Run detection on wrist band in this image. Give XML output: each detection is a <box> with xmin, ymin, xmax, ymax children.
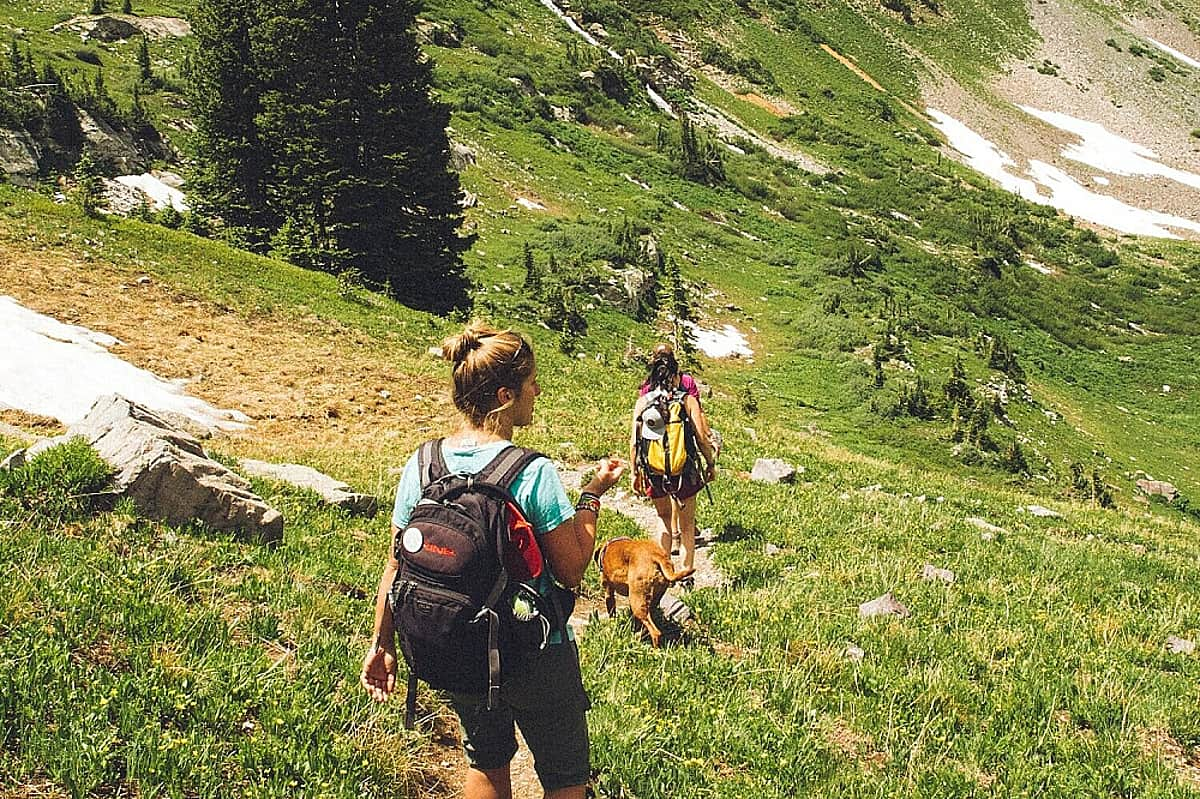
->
<box><xmin>575</xmin><ymin>491</ymin><xmax>601</xmax><ymax>515</ymax></box>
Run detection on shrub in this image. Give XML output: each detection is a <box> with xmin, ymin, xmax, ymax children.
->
<box><xmin>0</xmin><ymin>438</ymin><xmax>113</xmax><ymax>527</ymax></box>
<box><xmin>1149</xmin><ymin>65</ymin><xmax>1166</xmax><ymax>82</ymax></box>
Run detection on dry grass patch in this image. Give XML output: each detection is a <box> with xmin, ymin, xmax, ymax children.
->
<box><xmin>1137</xmin><ymin>727</ymin><xmax>1200</xmax><ymax>788</ymax></box>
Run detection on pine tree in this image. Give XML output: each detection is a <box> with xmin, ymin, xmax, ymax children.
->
<box><xmin>253</xmin><ymin>0</ymin><xmax>471</xmax><ymax>312</ymax></box>
<box><xmin>122</xmin><ymin>0</ymin><xmax>133</xmax><ymax>13</ymax></box>
<box><xmin>136</xmin><ymin>35</ymin><xmax>151</xmax><ymax>82</ymax></box>
<box><xmin>189</xmin><ymin>0</ymin><xmax>273</xmax><ymax>249</ymax></box>
<box><xmin>73</xmin><ymin>149</ymin><xmax>105</xmax><ymax>217</ymax></box>
<box><xmin>522</xmin><ymin>242</ymin><xmax>542</xmax><ymax>295</ymax></box>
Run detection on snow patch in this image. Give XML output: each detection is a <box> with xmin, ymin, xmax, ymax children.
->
<box><xmin>114</xmin><ymin>173</ymin><xmax>189</xmax><ymax>211</ymax></box>
<box><xmin>515</xmin><ymin>197</ymin><xmax>546</xmax><ymax>211</ymax></box>
<box><xmin>1147</xmin><ymin>38</ymin><xmax>1200</xmax><ymax>69</ymax></box>
<box><xmin>927</xmin><ymin>108</ymin><xmax>1200</xmax><ymax>239</ymax></box>
<box><xmin>1018</xmin><ymin>105</ymin><xmax>1200</xmax><ymax>191</ymax></box>
<box><xmin>686</xmin><ymin>323</ymin><xmax>753</xmax><ymax>358</ymax></box>
<box><xmin>0</xmin><ymin>296</ymin><xmax>247</xmax><ymax>430</ymax></box>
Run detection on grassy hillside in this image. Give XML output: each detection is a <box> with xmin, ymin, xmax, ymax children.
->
<box><xmin>3</xmin><ymin>0</ymin><xmax>1200</xmax><ymax>794</ymax></box>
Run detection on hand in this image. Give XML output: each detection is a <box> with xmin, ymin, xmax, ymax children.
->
<box><xmin>633</xmin><ymin>471</ymin><xmax>646</xmax><ymax>495</ymax></box>
<box><xmin>361</xmin><ymin>641</ymin><xmax>397</xmax><ymax>703</ymax></box>
<box><xmin>705</xmin><ymin>463</ymin><xmax>716</xmax><ymax>484</ymax></box>
<box><xmin>587</xmin><ymin>457</ymin><xmax>626</xmax><ymax>495</ymax></box>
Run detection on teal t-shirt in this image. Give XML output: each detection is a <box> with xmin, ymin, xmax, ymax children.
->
<box><xmin>391</xmin><ymin>440</ymin><xmax>577</xmax><ymax>642</ymax></box>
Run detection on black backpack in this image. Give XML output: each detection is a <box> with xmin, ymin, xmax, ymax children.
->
<box><xmin>389</xmin><ymin>440</ymin><xmax>570</xmax><ymax>728</ymax></box>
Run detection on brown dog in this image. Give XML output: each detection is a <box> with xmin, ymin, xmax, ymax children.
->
<box><xmin>595</xmin><ymin>537</ymin><xmax>695</xmax><ymax>647</ymax></box>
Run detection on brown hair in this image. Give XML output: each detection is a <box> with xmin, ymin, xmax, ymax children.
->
<box><xmin>646</xmin><ymin>343</ymin><xmax>679</xmax><ymax>392</ymax></box>
<box><xmin>443</xmin><ymin>321</ymin><xmax>535</xmax><ymax>431</ymax></box>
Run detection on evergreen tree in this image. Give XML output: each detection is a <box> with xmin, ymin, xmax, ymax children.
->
<box><xmin>321</xmin><ymin>0</ymin><xmax>472</xmax><ymax>313</ymax></box>
<box><xmin>189</xmin><ymin>0</ymin><xmax>273</xmax><ymax>248</ymax></box>
<box><xmin>122</xmin><ymin>0</ymin><xmax>133</xmax><ymax>13</ymax></box>
<box><xmin>204</xmin><ymin>0</ymin><xmax>473</xmax><ymax>313</ymax></box>
<box><xmin>73</xmin><ymin>149</ymin><xmax>105</xmax><ymax>217</ymax></box>
<box><xmin>522</xmin><ymin>242</ymin><xmax>542</xmax><ymax>295</ymax></box>
<box><xmin>660</xmin><ymin>254</ymin><xmax>696</xmax><ymax>359</ymax></box>
<box><xmin>136</xmin><ymin>35</ymin><xmax>151</xmax><ymax>82</ymax></box>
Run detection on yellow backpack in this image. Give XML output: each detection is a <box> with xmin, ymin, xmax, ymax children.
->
<box><xmin>637</xmin><ymin>389</ymin><xmax>699</xmax><ymax>487</ymax></box>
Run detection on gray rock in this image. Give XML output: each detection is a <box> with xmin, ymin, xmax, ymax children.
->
<box><xmin>966</xmin><ymin>517</ymin><xmax>1007</xmax><ymax>536</ymax></box>
<box><xmin>859</xmin><ymin>592</ymin><xmax>911</xmax><ymax>619</ymax></box>
<box><xmin>920</xmin><ymin>564</ymin><xmax>956</xmax><ymax>584</ymax></box>
<box><xmin>750</xmin><ymin>457</ymin><xmax>796</xmax><ymax>484</ymax></box>
<box><xmin>84</xmin><ymin>15</ymin><xmax>141</xmax><ymax>41</ymax></box>
<box><xmin>1022</xmin><ymin>504</ymin><xmax>1062</xmax><ymax>518</ymax></box>
<box><xmin>1166</xmin><ymin>636</ymin><xmax>1196</xmax><ymax>655</ymax></box>
<box><xmin>450</xmin><ymin>142</ymin><xmax>476</xmax><ymax>170</ymax></box>
<box><xmin>1137</xmin><ymin>479</ymin><xmax>1178</xmax><ymax>503</ymax></box>
<box><xmin>1</xmin><ymin>448</ymin><xmax>27</xmax><ymax>470</ymax></box>
<box><xmin>239</xmin><ymin>459</ymin><xmax>378</xmax><ymax>517</ymax></box>
<box><xmin>0</xmin><ymin>128</ymin><xmax>40</xmax><ymax>186</ymax></box>
<box><xmin>30</xmin><ymin>395</ymin><xmax>282</xmax><ymax>542</ymax></box>
<box><xmin>658</xmin><ymin>591</ymin><xmax>691</xmax><ymax>624</ymax></box>
<box><xmin>843</xmin><ymin>643</ymin><xmax>865</xmax><ymax>663</ymax></box>
<box><xmin>77</xmin><ymin>108</ymin><xmax>170</xmax><ymax>174</ymax></box>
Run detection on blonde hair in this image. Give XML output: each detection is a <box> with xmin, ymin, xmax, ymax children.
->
<box><xmin>443</xmin><ymin>321</ymin><xmax>535</xmax><ymax>431</ymax></box>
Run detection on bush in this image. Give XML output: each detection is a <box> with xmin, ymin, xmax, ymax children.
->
<box><xmin>0</xmin><ymin>438</ymin><xmax>113</xmax><ymax>528</ymax></box>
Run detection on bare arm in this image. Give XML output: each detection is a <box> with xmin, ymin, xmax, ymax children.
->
<box><xmin>540</xmin><ymin>457</ymin><xmax>625</xmax><ymax>588</ymax></box>
<box><xmin>361</xmin><ymin>526</ymin><xmax>401</xmax><ymax>702</ymax></box>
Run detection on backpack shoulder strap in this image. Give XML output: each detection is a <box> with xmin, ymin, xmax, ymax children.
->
<box><xmin>417</xmin><ymin>438</ymin><xmax>448</xmax><ymax>487</ymax></box>
<box><xmin>475</xmin><ymin>445</ymin><xmax>545</xmax><ymax>492</ymax></box>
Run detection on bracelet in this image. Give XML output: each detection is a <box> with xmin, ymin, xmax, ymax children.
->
<box><xmin>575</xmin><ymin>491</ymin><xmax>601</xmax><ymax>515</ymax></box>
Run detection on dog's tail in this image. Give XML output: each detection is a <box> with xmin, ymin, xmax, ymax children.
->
<box><xmin>654</xmin><ymin>551</ymin><xmax>695</xmax><ymax>583</ymax></box>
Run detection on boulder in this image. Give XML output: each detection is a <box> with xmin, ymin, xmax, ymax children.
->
<box><xmin>77</xmin><ymin>109</ymin><xmax>171</xmax><ymax>174</ymax></box>
<box><xmin>919</xmin><ymin>564</ymin><xmax>956</xmax><ymax>584</ymax></box>
<box><xmin>750</xmin><ymin>457</ymin><xmax>796</xmax><ymax>484</ymax></box>
<box><xmin>0</xmin><ymin>128</ymin><xmax>41</xmax><ymax>186</ymax></box>
<box><xmin>21</xmin><ymin>395</ymin><xmax>282</xmax><ymax>542</ymax></box>
<box><xmin>84</xmin><ymin>15</ymin><xmax>141</xmax><ymax>42</ymax></box>
<box><xmin>450</xmin><ymin>142</ymin><xmax>476</xmax><ymax>170</ymax></box>
<box><xmin>239</xmin><ymin>459</ymin><xmax>378</xmax><ymax>517</ymax></box>
<box><xmin>1021</xmin><ymin>504</ymin><xmax>1062</xmax><ymax>518</ymax></box>
<box><xmin>859</xmin><ymin>592</ymin><xmax>910</xmax><ymax>619</ymax></box>
<box><xmin>1136</xmin><ymin>479</ymin><xmax>1178</xmax><ymax>503</ymax></box>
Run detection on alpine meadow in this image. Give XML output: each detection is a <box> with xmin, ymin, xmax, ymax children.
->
<box><xmin>1</xmin><ymin>0</ymin><xmax>1199</xmax><ymax>795</ymax></box>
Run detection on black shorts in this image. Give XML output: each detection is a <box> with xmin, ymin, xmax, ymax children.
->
<box><xmin>644</xmin><ymin>472</ymin><xmax>704</xmax><ymax>501</ymax></box>
<box><xmin>449</xmin><ymin>640</ymin><xmax>591</xmax><ymax>791</ymax></box>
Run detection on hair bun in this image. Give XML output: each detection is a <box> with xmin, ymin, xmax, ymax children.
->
<box><xmin>442</xmin><ymin>331</ymin><xmax>481</xmax><ymax>364</ymax></box>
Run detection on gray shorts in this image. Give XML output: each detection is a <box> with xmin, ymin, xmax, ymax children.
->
<box><xmin>449</xmin><ymin>640</ymin><xmax>591</xmax><ymax>791</ymax></box>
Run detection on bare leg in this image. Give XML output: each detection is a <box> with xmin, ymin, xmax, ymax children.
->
<box><xmin>653</xmin><ymin>494</ymin><xmax>673</xmax><ymax>556</ymax></box>
<box><xmin>545</xmin><ymin>786</ymin><xmax>587</xmax><ymax>799</ymax></box>
<box><xmin>677</xmin><ymin>497</ymin><xmax>697</xmax><ymax>571</ymax></box>
<box><xmin>465</xmin><ymin>766</ymin><xmax>511</xmax><ymax>799</ymax></box>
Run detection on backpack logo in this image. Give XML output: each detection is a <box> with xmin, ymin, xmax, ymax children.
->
<box><xmin>401</xmin><ymin>526</ymin><xmax>424</xmax><ymax>553</ymax></box>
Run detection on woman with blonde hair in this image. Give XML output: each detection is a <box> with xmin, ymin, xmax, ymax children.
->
<box><xmin>362</xmin><ymin>321</ymin><xmax>624</xmax><ymax>799</ymax></box>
